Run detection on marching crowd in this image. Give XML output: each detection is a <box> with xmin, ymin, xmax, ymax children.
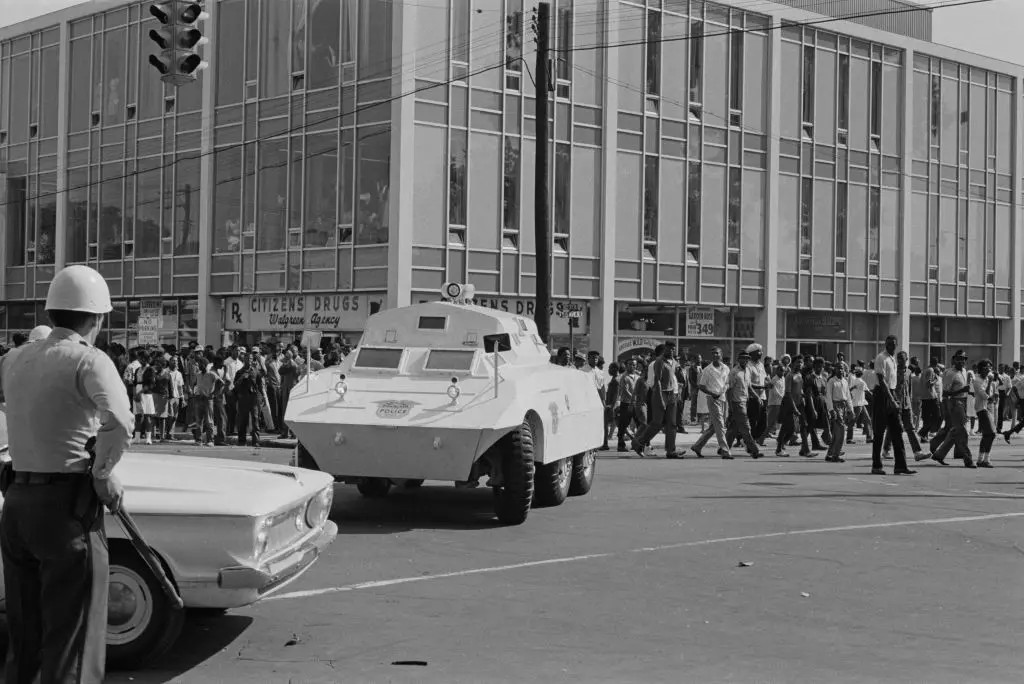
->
<box><xmin>554</xmin><ymin>336</ymin><xmax>1024</xmax><ymax>474</ymax></box>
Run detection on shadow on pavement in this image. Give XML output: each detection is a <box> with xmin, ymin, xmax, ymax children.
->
<box><xmin>690</xmin><ymin>492</ymin><xmax>1020</xmax><ymax>500</ymax></box>
<box><xmin>330</xmin><ymin>485</ymin><xmax>505</xmax><ymax>534</ymax></box>
<box><xmin>104</xmin><ymin>613</ymin><xmax>254</xmax><ymax>683</ymax></box>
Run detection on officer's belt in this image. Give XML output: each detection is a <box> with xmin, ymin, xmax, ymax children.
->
<box><xmin>12</xmin><ymin>471</ymin><xmax>87</xmax><ymax>485</ymax></box>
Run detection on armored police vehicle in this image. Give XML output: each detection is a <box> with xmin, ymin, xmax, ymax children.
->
<box><xmin>285</xmin><ymin>283</ymin><xmax>604</xmax><ymax>525</ymax></box>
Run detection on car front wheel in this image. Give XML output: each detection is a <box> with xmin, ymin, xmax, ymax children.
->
<box><xmin>106</xmin><ymin>545</ymin><xmax>185</xmax><ymax>670</ymax></box>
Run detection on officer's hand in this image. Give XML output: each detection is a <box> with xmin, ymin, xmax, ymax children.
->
<box><xmin>93</xmin><ymin>473</ymin><xmax>125</xmax><ymax>513</ymax></box>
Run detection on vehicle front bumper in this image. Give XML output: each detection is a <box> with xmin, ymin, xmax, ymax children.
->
<box><xmin>217</xmin><ymin>520</ymin><xmax>338</xmax><ymax>598</ymax></box>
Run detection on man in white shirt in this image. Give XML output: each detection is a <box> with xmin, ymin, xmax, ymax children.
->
<box><xmin>746</xmin><ymin>343</ymin><xmax>768</xmax><ymax>442</ymax></box>
<box><xmin>691</xmin><ymin>347</ymin><xmax>732</xmax><ymax>459</ymax></box>
<box><xmin>996</xmin><ymin>365</ymin><xmax>1013</xmax><ymax>432</ymax></box>
<box><xmin>870</xmin><ymin>335</ymin><xmax>914</xmax><ymax>475</ymax></box>
<box><xmin>824</xmin><ymin>363</ymin><xmax>852</xmax><ymax>463</ymax></box>
<box><xmin>632</xmin><ymin>343</ymin><xmax>680</xmax><ymax>458</ymax></box>
<box><xmin>223</xmin><ymin>347</ymin><xmax>244</xmax><ymax>434</ymax></box>
<box><xmin>847</xmin><ymin>367</ymin><xmax>874</xmax><ymax>444</ymax></box>
<box><xmin>932</xmin><ymin>349</ymin><xmax>974</xmax><ymax>467</ymax></box>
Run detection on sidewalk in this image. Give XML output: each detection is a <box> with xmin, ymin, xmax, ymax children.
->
<box><xmin>162</xmin><ymin>430</ymin><xmax>298</xmax><ymax>450</ymax></box>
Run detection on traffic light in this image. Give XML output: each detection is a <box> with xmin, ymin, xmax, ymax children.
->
<box><xmin>147</xmin><ymin>1</ymin><xmax>209</xmax><ymax>87</ymax></box>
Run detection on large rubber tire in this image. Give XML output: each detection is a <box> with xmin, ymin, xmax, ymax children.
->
<box><xmin>533</xmin><ymin>457</ymin><xmax>571</xmax><ymax>507</ymax></box>
<box><xmin>569</xmin><ymin>449</ymin><xmax>597</xmax><ymax>496</ymax></box>
<box><xmin>357</xmin><ymin>477</ymin><xmax>392</xmax><ymax>498</ymax></box>
<box><xmin>403</xmin><ymin>479</ymin><xmax>425</xmax><ymax>489</ymax></box>
<box><xmin>106</xmin><ymin>545</ymin><xmax>186</xmax><ymax>670</ymax></box>
<box><xmin>494</xmin><ymin>420</ymin><xmax>536</xmax><ymax>525</ymax></box>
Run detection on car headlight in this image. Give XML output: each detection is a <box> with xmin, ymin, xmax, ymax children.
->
<box><xmin>304</xmin><ymin>486</ymin><xmax>334</xmax><ymax>529</ymax></box>
<box><xmin>254</xmin><ymin>517</ymin><xmax>272</xmax><ymax>559</ymax></box>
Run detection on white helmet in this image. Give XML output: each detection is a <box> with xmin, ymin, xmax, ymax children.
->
<box><xmin>45</xmin><ymin>265</ymin><xmax>112</xmax><ymax>314</ymax></box>
<box><xmin>28</xmin><ymin>325</ymin><xmax>52</xmax><ymax>342</ymax></box>
<box><xmin>745</xmin><ymin>343</ymin><xmax>763</xmax><ymax>354</ymax></box>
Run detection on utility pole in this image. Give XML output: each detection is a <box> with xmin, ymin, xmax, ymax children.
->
<box><xmin>533</xmin><ymin>2</ymin><xmax>552</xmax><ymax>346</ymax></box>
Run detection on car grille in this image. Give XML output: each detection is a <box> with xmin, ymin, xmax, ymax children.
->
<box><xmin>264</xmin><ymin>503</ymin><xmax>307</xmax><ymax>557</ymax></box>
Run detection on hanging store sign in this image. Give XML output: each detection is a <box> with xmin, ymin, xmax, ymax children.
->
<box><xmin>414</xmin><ymin>294</ymin><xmax>589</xmax><ymax>336</ymax></box>
<box><xmin>685</xmin><ymin>307</ymin><xmax>716</xmax><ymax>338</ymax></box>
<box><xmin>224</xmin><ymin>294</ymin><xmax>385</xmax><ymax>331</ymax></box>
<box><xmin>616</xmin><ymin>337</ymin><xmax>660</xmax><ymax>356</ymax></box>
<box><xmin>786</xmin><ymin>312</ymin><xmax>849</xmax><ymax>340</ymax></box>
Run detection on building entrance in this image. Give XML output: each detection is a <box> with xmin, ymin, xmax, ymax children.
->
<box><xmin>784</xmin><ymin>340</ymin><xmax>850</xmax><ymax>363</ymax></box>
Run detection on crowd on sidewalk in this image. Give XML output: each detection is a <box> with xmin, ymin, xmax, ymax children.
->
<box><xmin>554</xmin><ymin>336</ymin><xmax>1024</xmax><ymax>475</ymax></box>
<box><xmin>0</xmin><ymin>336</ymin><xmax>349</xmax><ymax>447</ymax></box>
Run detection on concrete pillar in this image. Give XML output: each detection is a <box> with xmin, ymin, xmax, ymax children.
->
<box><xmin>54</xmin><ymin>19</ymin><xmax>69</xmax><ymax>271</ymax></box>
<box><xmin>196</xmin><ymin>4</ymin><xmax>217</xmax><ymax>345</ymax></box>
<box><xmin>896</xmin><ymin>48</ymin><xmax>913</xmax><ymax>353</ymax></box>
<box><xmin>1001</xmin><ymin>74</ymin><xmax>1023</xmax><ymax>362</ymax></box>
<box><xmin>760</xmin><ymin>18</ymin><xmax>782</xmax><ymax>357</ymax></box>
<box><xmin>595</xmin><ymin>0</ymin><xmax>618</xmax><ymax>359</ymax></box>
<box><xmin>386</xmin><ymin>0</ymin><xmax>416</xmax><ymax>310</ymax></box>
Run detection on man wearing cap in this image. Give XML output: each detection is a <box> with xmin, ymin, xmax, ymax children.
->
<box><xmin>724</xmin><ymin>351</ymin><xmax>763</xmax><ymax>458</ymax></box>
<box><xmin>633</xmin><ymin>342</ymin><xmax>680</xmax><ymax>458</ymax></box>
<box><xmin>870</xmin><ymin>334</ymin><xmax>915</xmax><ymax>475</ymax></box>
<box><xmin>0</xmin><ymin>265</ymin><xmax>133</xmax><ymax>683</ymax></box>
<box><xmin>930</xmin><ymin>349</ymin><xmax>974</xmax><ymax>467</ymax></box>
<box><xmin>745</xmin><ymin>344</ymin><xmax>768</xmax><ymax>442</ymax></box>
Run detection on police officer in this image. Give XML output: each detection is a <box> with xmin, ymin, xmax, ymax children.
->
<box><xmin>0</xmin><ymin>265</ymin><xmax>133</xmax><ymax>683</ymax></box>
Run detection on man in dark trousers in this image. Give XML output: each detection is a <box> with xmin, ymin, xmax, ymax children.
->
<box><xmin>871</xmin><ymin>334</ymin><xmax>915</xmax><ymax>476</ymax></box>
<box><xmin>0</xmin><ymin>265</ymin><xmax>133</xmax><ymax>683</ymax></box>
<box><xmin>234</xmin><ymin>349</ymin><xmax>265</xmax><ymax>447</ymax></box>
<box><xmin>775</xmin><ymin>355</ymin><xmax>804</xmax><ymax>457</ymax></box>
<box><xmin>633</xmin><ymin>342</ymin><xmax>680</xmax><ymax>459</ymax></box>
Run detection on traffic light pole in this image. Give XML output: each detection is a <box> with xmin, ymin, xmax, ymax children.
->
<box><xmin>534</xmin><ymin>2</ymin><xmax>552</xmax><ymax>347</ymax></box>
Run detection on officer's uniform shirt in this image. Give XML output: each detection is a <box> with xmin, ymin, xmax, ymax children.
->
<box><xmin>0</xmin><ymin>328</ymin><xmax>133</xmax><ymax>476</ymax></box>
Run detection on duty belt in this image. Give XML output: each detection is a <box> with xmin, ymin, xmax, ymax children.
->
<box><xmin>12</xmin><ymin>471</ymin><xmax>86</xmax><ymax>485</ymax></box>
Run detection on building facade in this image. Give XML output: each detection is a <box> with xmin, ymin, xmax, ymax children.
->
<box><xmin>0</xmin><ymin>0</ymin><xmax>1021</xmax><ymax>365</ymax></box>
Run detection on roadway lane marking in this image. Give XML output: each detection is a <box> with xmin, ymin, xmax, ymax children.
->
<box><xmin>267</xmin><ymin>510</ymin><xmax>1024</xmax><ymax>603</ymax></box>
<box><xmin>846</xmin><ymin>477</ymin><xmax>899</xmax><ymax>487</ymax></box>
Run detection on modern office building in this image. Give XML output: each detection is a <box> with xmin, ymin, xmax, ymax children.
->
<box><xmin>0</xmin><ymin>0</ymin><xmax>1022</xmax><ymax>365</ymax></box>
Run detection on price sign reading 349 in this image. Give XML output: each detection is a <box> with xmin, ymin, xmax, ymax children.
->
<box><xmin>686</xmin><ymin>308</ymin><xmax>716</xmax><ymax>338</ymax></box>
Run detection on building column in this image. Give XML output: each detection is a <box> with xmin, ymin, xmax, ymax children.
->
<box><xmin>896</xmin><ymin>48</ymin><xmax>914</xmax><ymax>351</ymax></box>
<box><xmin>197</xmin><ymin>5</ymin><xmax>218</xmax><ymax>345</ymax></box>
<box><xmin>758</xmin><ymin>18</ymin><xmax>782</xmax><ymax>357</ymax></box>
<box><xmin>1001</xmin><ymin>74</ymin><xmax>1024</xmax><ymax>362</ymax></box>
<box><xmin>54</xmin><ymin>19</ymin><xmax>70</xmax><ymax>271</ymax></box>
<box><xmin>386</xmin><ymin>0</ymin><xmax>416</xmax><ymax>310</ymax></box>
<box><xmin>594</xmin><ymin>0</ymin><xmax>618</xmax><ymax>359</ymax></box>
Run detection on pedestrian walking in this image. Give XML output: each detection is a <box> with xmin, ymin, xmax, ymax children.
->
<box><xmin>690</xmin><ymin>347</ymin><xmax>732</xmax><ymax>459</ymax></box>
<box><xmin>0</xmin><ymin>265</ymin><xmax>132</xmax><ymax>683</ymax></box>
<box><xmin>972</xmin><ymin>359</ymin><xmax>998</xmax><ymax>468</ymax></box>
<box><xmin>632</xmin><ymin>343</ymin><xmax>680</xmax><ymax>458</ymax></box>
<box><xmin>930</xmin><ymin>349</ymin><xmax>975</xmax><ymax>468</ymax></box>
<box><xmin>775</xmin><ymin>355</ymin><xmax>806</xmax><ymax>457</ymax></box>
<box><xmin>870</xmin><ymin>335</ymin><xmax>915</xmax><ymax>475</ymax></box>
<box><xmin>917</xmin><ymin>356</ymin><xmax>943</xmax><ymax>440</ymax></box>
<box><xmin>847</xmin><ymin>367</ymin><xmax>874</xmax><ymax>444</ymax></box>
<box><xmin>759</xmin><ymin>363</ymin><xmax>786</xmax><ymax>446</ymax></box>
<box><xmin>746</xmin><ymin>344</ymin><xmax>768</xmax><ymax>442</ymax></box>
<box><xmin>823</xmin><ymin>363</ymin><xmax>852</xmax><ymax>463</ymax></box>
<box><xmin>614</xmin><ymin>360</ymin><xmax>640</xmax><ymax>452</ymax></box>
<box><xmin>882</xmin><ymin>351</ymin><xmax>927</xmax><ymax>461</ymax></box>
<box><xmin>724</xmin><ymin>351</ymin><xmax>763</xmax><ymax>458</ymax></box>
<box><xmin>234</xmin><ymin>350</ymin><xmax>264</xmax><ymax>447</ymax></box>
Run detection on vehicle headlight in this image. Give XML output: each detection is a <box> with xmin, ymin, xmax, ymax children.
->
<box><xmin>254</xmin><ymin>517</ymin><xmax>272</xmax><ymax>559</ymax></box>
<box><xmin>304</xmin><ymin>486</ymin><xmax>334</xmax><ymax>529</ymax></box>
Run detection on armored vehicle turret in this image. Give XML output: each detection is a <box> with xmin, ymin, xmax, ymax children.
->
<box><xmin>284</xmin><ymin>283</ymin><xmax>604</xmax><ymax>525</ymax></box>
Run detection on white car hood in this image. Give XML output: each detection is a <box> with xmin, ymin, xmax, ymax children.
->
<box><xmin>107</xmin><ymin>452</ymin><xmax>333</xmax><ymax>518</ymax></box>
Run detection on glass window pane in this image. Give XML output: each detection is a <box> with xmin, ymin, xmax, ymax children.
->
<box><xmin>726</xmin><ymin>167</ymin><xmax>740</xmax><ymax>250</ymax></box>
<box><xmin>910</xmin><ymin>193</ymin><xmax>927</xmax><ymax>280</ymax></box>
<box><xmin>356</xmin><ymin>126</ymin><xmax>390</xmax><ymax>244</ymax></box>
<box><xmin>938</xmin><ymin>196</ymin><xmax>956</xmax><ymax>278</ymax></box>
<box><xmin>868</xmin><ymin>187</ymin><xmax>880</xmax><ymax>263</ymax></box>
<box><xmin>740</xmin><ymin>169</ymin><xmax>764</xmax><ymax>269</ymax></box>
<box><xmin>778</xmin><ymin>175</ymin><xmax>799</xmax><ymax>272</ymax></box>
<box><xmin>940</xmin><ymin>78</ymin><xmax>957</xmax><ymax>164</ymax></box>
<box><xmin>618</xmin><ymin>4</ymin><xmax>644</xmax><ymax>112</ymax></box>
<box><xmin>469</xmin><ymin>132</ymin><xmax>502</xmax><ymax>249</ymax></box>
<box><xmin>257</xmin><ymin>139</ymin><xmax>288</xmax><ymax>250</ymax></box>
<box><xmin>615</xmin><ymin>152</ymin><xmax>641</xmax><ymax>260</ymax></box>
<box><xmin>838</xmin><ymin>54</ymin><xmax>850</xmax><ymax>132</ymax></box>
<box><xmin>100</xmin><ymin>164</ymin><xmax>123</xmax><ymax>259</ymax></box>
<box><xmin>358</xmin><ymin>0</ymin><xmax>392</xmax><ymax>82</ymax></box>
<box><xmin>103</xmin><ymin>29</ymin><xmax>126</xmax><ymax>126</ymax></box>
<box><xmin>452</xmin><ymin>0</ymin><xmax>470</xmax><ymax>64</ymax></box>
<box><xmin>847</xmin><ymin>184</ymin><xmax>867</xmax><ymax>277</ymax></box>
<box><xmin>800</xmin><ymin>177</ymin><xmax>813</xmax><ymax>258</ymax></box>
<box><xmin>646</xmin><ymin>10</ymin><xmax>661</xmax><ymax>96</ymax></box>
<box><xmin>66</xmin><ymin>169</ymin><xmax>88</xmax><ymax>262</ymax></box>
<box><xmin>880</xmin><ymin>188</ymin><xmax>899</xmax><ymax>278</ymax></box>
<box><xmin>849</xmin><ymin>57</ymin><xmax>869</xmax><ymax>149</ymax></box>
<box><xmin>216</xmin><ymin>0</ymin><xmax>245</xmax><ymax>105</ymax></box>
<box><xmin>912</xmin><ymin>73</ymin><xmax>929</xmax><ymax>159</ymax></box>
<box><xmin>689</xmin><ymin>20</ymin><xmax>703</xmax><ymax>105</ymax></box>
<box><xmin>10</xmin><ymin>54</ymin><xmax>28</xmax><ymax>143</ymax></box>
<box><xmin>995</xmin><ymin>204</ymin><xmax>1010</xmax><ymax>287</ymax></box>
<box><xmin>449</xmin><ymin>129</ymin><xmax>468</xmax><ymax>225</ymax></box>
<box><xmin>996</xmin><ymin>91</ymin><xmax>1011</xmax><ymax>174</ymax></box>
<box><xmin>968</xmin><ymin>199</ymin><xmax>984</xmax><ymax>284</ymax></box>
<box><xmin>261</xmin><ymin>0</ymin><xmax>291</xmax><ymax>97</ymax></box>
<box><xmin>780</xmin><ymin>42</ymin><xmax>801</xmax><ymax>139</ymax></box>
<box><xmin>41</xmin><ymin>46</ymin><xmax>59</xmax><ymax>137</ymax></box>
<box><xmin>175</xmin><ymin>155</ymin><xmax>200</xmax><ymax>255</ymax></box>
<box><xmin>555</xmin><ymin>0</ymin><xmax>573</xmax><ymax>84</ymax></box>
<box><xmin>571</xmin><ymin>144</ymin><xmax>600</xmax><ymax>257</ymax></box>
<box><xmin>413</xmin><ymin>123</ymin><xmax>447</xmax><ymax>246</ymax></box>
<box><xmin>968</xmin><ymin>84</ymin><xmax>985</xmax><ymax>167</ymax></box>
<box><xmin>292</xmin><ymin>0</ymin><xmax>306</xmax><ymax>75</ymax></box>
<box><xmin>213</xmin><ymin>148</ymin><xmax>242</xmax><ymax>254</ymax></box>
<box><xmin>661</xmin><ymin>12</ymin><xmax>688</xmax><ymax>120</ymax></box>
<box><xmin>743</xmin><ymin>34</ymin><xmax>766</xmax><ymax>133</ymax></box>
<box><xmin>702</xmin><ymin>165</ymin><xmax>725</xmax><ymax>267</ymax></box>
<box><xmin>571</xmin><ymin>0</ymin><xmax>600</xmax><ymax>106</ymax></box>
<box><xmin>812</xmin><ymin>179</ymin><xmax>833</xmax><ymax>273</ymax></box>
<box><xmin>304</xmin><ymin>132</ymin><xmax>338</xmax><ymax>247</ymax></box>
<box><xmin>307</xmin><ymin>0</ymin><xmax>340</xmax><ymax>88</ymax></box>
<box><xmin>135</xmin><ymin>158</ymin><xmax>161</xmax><ymax>257</ymax></box>
<box><xmin>37</xmin><ymin>173</ymin><xmax>57</xmax><ymax>265</ymax></box>
<box><xmin>815</xmin><ymin>50</ymin><xmax>835</xmax><ymax>145</ymax></box>
<box><xmin>554</xmin><ymin>143</ymin><xmax>571</xmax><ymax>236</ymax></box>
<box><xmin>5</xmin><ymin>177</ymin><xmax>26</xmax><ymax>266</ymax></box>
<box><xmin>835</xmin><ymin>182</ymin><xmax>848</xmax><ymax>260</ymax></box>
<box><xmin>503</xmin><ymin>137</ymin><xmax>520</xmax><ymax>234</ymax></box>
<box><xmin>644</xmin><ymin>155</ymin><xmax>659</xmax><ymax>242</ymax></box>
<box><xmin>704</xmin><ymin>27</ymin><xmax>727</xmax><ymax>124</ymax></box>
<box><xmin>340</xmin><ymin>130</ymin><xmax>354</xmax><ymax>229</ymax></box>
<box><xmin>881</xmin><ymin>64</ymin><xmax>900</xmax><ymax>154</ymax></box>
<box><xmin>415</xmin><ymin>0</ymin><xmax>447</xmax><ymax>81</ymax></box>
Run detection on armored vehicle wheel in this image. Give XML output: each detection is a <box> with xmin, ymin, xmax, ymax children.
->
<box><xmin>569</xmin><ymin>449</ymin><xmax>597</xmax><ymax>496</ymax></box>
<box><xmin>534</xmin><ymin>457</ymin><xmax>571</xmax><ymax>507</ymax></box>
<box><xmin>403</xmin><ymin>479</ymin><xmax>425</xmax><ymax>489</ymax></box>
<box><xmin>494</xmin><ymin>419</ymin><xmax>536</xmax><ymax>525</ymax></box>
<box><xmin>357</xmin><ymin>477</ymin><xmax>392</xmax><ymax>497</ymax></box>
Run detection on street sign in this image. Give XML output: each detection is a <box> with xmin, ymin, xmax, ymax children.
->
<box><xmin>556</xmin><ymin>309</ymin><xmax>582</xmax><ymax>319</ymax></box>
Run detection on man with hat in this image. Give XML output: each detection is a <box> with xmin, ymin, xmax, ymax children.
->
<box><xmin>930</xmin><ymin>349</ymin><xmax>974</xmax><ymax>467</ymax></box>
<box><xmin>724</xmin><ymin>350</ymin><xmax>763</xmax><ymax>458</ymax></box>
<box><xmin>0</xmin><ymin>265</ymin><xmax>133</xmax><ymax>682</ymax></box>
<box><xmin>745</xmin><ymin>343</ymin><xmax>768</xmax><ymax>442</ymax></box>
<box><xmin>870</xmin><ymin>334</ymin><xmax>915</xmax><ymax>475</ymax></box>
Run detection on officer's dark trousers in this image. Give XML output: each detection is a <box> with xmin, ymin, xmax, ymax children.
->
<box><xmin>1</xmin><ymin>479</ymin><xmax>108</xmax><ymax>684</ymax></box>
<box><xmin>236</xmin><ymin>393</ymin><xmax>261</xmax><ymax>445</ymax></box>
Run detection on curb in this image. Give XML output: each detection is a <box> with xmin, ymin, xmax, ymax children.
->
<box><xmin>164</xmin><ymin>431</ymin><xmax>297</xmax><ymax>450</ymax></box>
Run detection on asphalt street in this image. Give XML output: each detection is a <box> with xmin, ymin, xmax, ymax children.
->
<box><xmin>5</xmin><ymin>434</ymin><xmax>1024</xmax><ymax>684</ymax></box>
